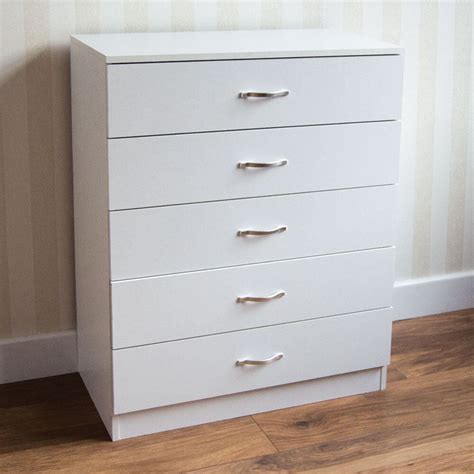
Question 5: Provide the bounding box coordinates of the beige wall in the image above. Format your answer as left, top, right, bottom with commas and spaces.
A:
0, 0, 472, 339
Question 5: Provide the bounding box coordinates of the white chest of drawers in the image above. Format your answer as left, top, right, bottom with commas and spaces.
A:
71, 29, 403, 441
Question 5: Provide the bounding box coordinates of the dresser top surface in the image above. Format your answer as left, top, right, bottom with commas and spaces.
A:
71, 29, 402, 63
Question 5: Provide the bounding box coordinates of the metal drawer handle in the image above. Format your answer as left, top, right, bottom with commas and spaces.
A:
237, 226, 287, 237
238, 159, 288, 169
238, 90, 290, 99
237, 291, 286, 304
236, 353, 284, 366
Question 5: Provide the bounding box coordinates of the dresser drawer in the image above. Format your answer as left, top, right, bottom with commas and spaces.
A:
108, 121, 400, 210
109, 185, 395, 280
111, 248, 394, 348
107, 56, 402, 137
113, 308, 391, 414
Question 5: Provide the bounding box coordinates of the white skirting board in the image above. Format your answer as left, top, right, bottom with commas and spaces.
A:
0, 271, 472, 384
0, 330, 77, 384
393, 271, 473, 320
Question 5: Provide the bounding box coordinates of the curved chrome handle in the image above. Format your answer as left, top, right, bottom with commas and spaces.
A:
236, 353, 284, 366
238, 159, 288, 169
237, 226, 287, 237
237, 291, 286, 304
238, 90, 290, 99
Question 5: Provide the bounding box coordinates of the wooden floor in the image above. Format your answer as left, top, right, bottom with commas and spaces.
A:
0, 309, 473, 472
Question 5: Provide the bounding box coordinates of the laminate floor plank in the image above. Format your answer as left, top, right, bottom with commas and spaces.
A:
387, 366, 407, 383
0, 309, 472, 472
0, 416, 276, 472
194, 433, 474, 473
391, 310, 474, 378
0, 373, 86, 409
194, 368, 473, 472
310, 433, 474, 473
252, 366, 473, 451
0, 375, 107, 455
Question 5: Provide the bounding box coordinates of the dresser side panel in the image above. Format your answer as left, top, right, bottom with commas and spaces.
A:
71, 41, 113, 434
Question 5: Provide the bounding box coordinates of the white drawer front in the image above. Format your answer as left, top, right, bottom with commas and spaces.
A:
108, 121, 400, 210
112, 308, 392, 414
111, 248, 394, 349
109, 186, 396, 280
107, 56, 402, 137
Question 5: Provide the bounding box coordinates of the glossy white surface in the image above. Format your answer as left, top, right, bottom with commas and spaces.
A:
111, 248, 394, 348
108, 121, 400, 210
107, 55, 402, 137
71, 29, 402, 64
113, 308, 392, 414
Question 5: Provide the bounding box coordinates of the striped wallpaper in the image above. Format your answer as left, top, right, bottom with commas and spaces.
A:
0, 0, 472, 339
